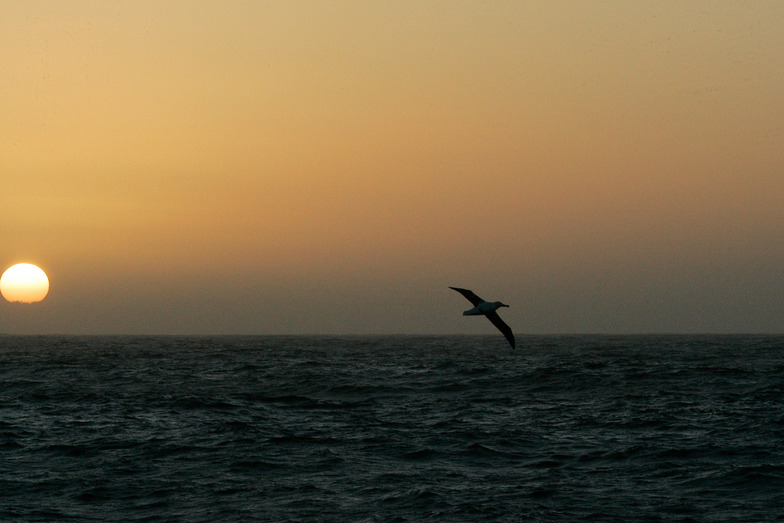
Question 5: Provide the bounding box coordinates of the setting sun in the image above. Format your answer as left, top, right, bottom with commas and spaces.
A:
0, 263, 50, 304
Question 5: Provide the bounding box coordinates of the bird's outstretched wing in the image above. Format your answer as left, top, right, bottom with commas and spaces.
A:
449, 287, 484, 307
486, 311, 515, 349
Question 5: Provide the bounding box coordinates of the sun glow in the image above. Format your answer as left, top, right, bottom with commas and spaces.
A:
0, 264, 50, 303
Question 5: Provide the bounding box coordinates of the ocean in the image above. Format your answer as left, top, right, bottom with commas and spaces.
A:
1, 335, 782, 521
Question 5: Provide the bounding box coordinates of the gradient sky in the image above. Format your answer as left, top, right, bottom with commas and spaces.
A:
3, 1, 783, 334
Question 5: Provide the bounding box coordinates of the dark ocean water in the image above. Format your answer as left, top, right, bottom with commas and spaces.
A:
1, 335, 783, 521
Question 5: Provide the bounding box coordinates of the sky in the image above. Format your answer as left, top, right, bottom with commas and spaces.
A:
2, 1, 783, 335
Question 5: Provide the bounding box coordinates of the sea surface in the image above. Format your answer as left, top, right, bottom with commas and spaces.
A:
1, 335, 783, 521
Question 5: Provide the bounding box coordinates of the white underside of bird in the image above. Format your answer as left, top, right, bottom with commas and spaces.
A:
462, 301, 507, 316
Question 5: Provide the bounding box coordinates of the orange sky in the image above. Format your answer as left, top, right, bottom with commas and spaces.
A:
2, 2, 783, 334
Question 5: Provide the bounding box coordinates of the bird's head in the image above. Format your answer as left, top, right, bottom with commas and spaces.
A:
496, 301, 510, 308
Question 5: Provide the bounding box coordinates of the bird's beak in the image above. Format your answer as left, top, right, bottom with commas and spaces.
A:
501, 303, 510, 307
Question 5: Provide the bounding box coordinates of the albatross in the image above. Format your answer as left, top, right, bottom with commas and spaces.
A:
450, 287, 515, 349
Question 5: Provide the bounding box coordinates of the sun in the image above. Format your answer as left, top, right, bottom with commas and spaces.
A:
0, 263, 50, 303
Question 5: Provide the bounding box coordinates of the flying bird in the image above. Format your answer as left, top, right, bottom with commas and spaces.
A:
450, 287, 515, 349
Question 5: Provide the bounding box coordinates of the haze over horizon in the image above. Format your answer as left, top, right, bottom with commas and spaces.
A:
3, 2, 783, 335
